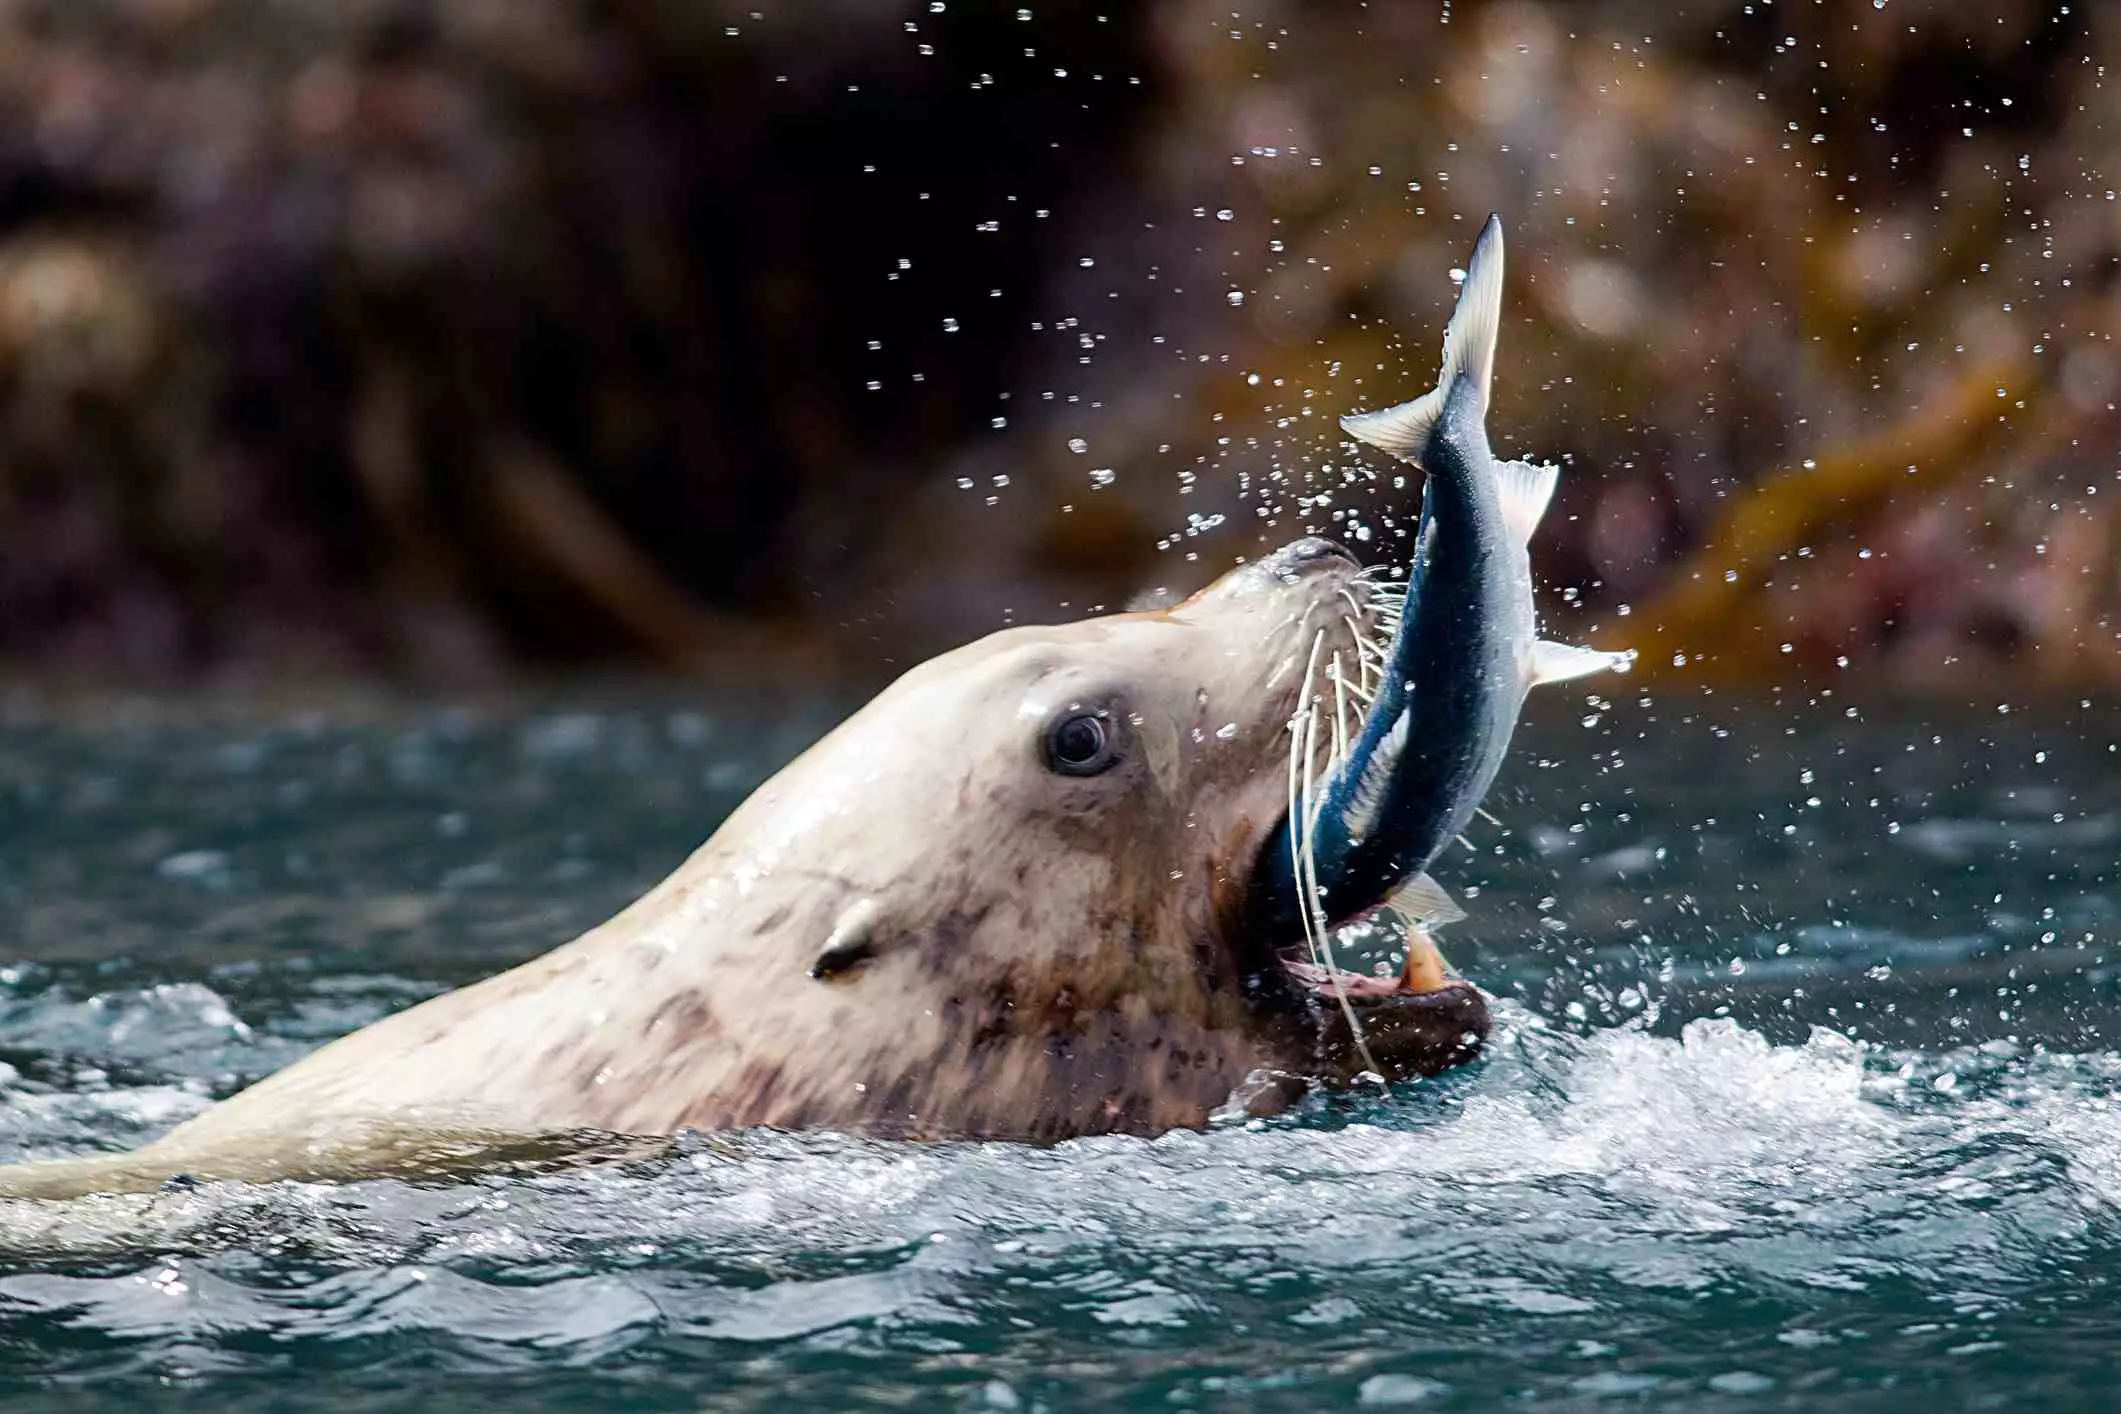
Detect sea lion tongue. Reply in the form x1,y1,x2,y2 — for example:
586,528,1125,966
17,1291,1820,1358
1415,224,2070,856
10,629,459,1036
1279,927,1451,1000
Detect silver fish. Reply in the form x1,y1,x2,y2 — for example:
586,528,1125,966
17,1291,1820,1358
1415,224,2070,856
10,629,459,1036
1253,214,1632,941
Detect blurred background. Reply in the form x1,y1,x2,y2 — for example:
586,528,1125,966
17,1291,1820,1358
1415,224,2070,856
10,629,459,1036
0,0,2111,695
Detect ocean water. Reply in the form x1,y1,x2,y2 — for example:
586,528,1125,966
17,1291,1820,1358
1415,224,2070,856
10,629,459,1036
0,685,2117,1411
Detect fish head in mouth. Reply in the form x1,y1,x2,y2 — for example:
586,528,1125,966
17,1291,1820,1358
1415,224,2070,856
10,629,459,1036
694,534,1487,1137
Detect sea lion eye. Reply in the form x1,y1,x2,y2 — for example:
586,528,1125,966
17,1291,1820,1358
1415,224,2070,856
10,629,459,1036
1044,711,1118,776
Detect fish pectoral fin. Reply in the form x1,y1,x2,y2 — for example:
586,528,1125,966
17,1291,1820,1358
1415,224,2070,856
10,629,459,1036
1385,870,1468,928
1529,639,1637,686
1496,458,1560,545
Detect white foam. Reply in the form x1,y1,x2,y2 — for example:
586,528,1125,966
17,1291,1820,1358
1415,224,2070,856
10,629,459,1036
3,1011,2118,1348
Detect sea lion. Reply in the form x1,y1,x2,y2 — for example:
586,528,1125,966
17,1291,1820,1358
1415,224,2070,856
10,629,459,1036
0,536,1486,1198
4,215,1631,1199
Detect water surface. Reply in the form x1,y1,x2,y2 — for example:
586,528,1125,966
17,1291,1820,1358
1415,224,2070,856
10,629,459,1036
1,685,2117,1411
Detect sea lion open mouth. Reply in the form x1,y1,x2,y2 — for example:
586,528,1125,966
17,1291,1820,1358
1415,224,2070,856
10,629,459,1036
1242,882,1493,1090
1281,953,1492,1085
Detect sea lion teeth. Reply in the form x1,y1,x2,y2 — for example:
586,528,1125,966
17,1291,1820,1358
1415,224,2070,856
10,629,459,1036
1399,926,1452,995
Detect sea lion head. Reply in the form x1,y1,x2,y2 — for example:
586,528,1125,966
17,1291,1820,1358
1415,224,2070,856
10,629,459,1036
599,536,1486,1140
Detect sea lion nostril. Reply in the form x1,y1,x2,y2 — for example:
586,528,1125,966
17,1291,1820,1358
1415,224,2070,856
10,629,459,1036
1270,536,1359,575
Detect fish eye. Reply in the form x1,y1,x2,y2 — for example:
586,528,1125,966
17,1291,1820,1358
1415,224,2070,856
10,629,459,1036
1044,710,1119,776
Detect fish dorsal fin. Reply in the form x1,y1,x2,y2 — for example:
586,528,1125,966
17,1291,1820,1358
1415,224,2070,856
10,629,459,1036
1495,457,1560,546
1529,640,1636,686
1385,870,1467,928
1339,215,1506,465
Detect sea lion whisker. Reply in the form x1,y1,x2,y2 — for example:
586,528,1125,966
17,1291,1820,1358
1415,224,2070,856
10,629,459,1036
1346,666,1373,725
1285,628,1329,939
1340,614,1380,697
1290,697,1387,1088
1330,659,1375,764
1284,630,1330,959
1283,692,1320,977
1292,699,1323,966
1325,647,1374,707
1330,651,1351,770
1295,625,1328,726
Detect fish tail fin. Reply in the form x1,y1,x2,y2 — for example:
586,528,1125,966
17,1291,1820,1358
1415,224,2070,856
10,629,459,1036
1339,212,1506,466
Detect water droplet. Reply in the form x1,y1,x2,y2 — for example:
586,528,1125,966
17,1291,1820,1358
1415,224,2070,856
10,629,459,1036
1067,437,1088,454
157,850,230,881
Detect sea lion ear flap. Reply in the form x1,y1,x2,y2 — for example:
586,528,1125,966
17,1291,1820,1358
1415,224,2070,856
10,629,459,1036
810,897,884,981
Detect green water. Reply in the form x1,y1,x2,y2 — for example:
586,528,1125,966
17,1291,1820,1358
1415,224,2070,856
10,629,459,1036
1,686,2118,1411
